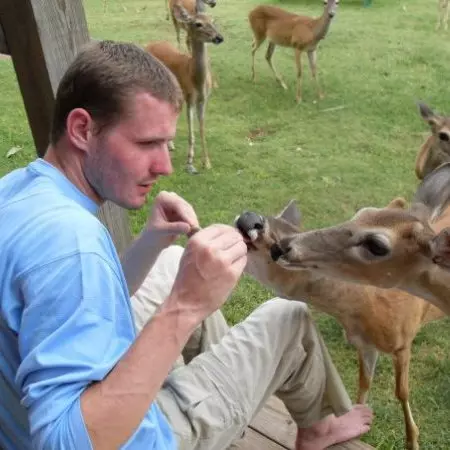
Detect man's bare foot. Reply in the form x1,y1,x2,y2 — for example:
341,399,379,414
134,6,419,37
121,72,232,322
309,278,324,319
295,405,373,450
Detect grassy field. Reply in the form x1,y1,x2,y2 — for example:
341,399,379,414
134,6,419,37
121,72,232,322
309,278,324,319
1,0,450,447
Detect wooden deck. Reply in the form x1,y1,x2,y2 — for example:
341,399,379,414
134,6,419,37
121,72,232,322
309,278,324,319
230,397,374,450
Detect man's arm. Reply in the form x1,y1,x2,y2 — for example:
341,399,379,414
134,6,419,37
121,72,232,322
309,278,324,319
121,191,199,296
82,224,247,449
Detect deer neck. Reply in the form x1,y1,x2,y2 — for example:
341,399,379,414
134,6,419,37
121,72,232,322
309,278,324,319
190,39,208,89
312,10,334,41
246,253,363,321
406,266,450,315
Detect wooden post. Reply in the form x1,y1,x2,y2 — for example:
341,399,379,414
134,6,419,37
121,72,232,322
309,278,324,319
0,0,133,253
0,21,9,55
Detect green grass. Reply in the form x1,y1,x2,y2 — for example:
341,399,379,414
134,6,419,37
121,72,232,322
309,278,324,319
1,0,450,447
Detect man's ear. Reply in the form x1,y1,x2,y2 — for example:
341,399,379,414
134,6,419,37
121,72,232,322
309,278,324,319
66,108,93,153
278,200,301,227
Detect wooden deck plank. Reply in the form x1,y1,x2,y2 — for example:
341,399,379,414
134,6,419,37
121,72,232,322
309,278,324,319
244,396,374,450
229,427,287,450
249,396,296,448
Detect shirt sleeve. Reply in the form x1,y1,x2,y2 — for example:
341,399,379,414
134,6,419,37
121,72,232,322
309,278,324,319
15,252,134,450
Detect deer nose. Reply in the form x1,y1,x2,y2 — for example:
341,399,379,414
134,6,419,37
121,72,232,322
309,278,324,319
213,35,224,44
235,211,264,236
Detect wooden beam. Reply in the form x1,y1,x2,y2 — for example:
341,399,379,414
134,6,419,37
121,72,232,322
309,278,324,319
0,0,133,251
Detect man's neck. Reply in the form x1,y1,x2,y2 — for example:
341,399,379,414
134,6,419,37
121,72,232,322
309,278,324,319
44,142,103,205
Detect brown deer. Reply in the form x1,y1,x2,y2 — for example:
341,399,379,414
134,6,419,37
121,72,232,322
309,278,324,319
261,164,450,315
248,0,339,103
415,102,450,179
436,0,449,31
146,3,223,174
167,0,217,51
236,200,445,450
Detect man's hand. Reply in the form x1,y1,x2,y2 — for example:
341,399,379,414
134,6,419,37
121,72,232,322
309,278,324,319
147,191,200,247
165,224,248,324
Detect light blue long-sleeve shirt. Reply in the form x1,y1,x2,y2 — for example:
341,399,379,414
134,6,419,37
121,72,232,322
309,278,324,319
0,159,176,449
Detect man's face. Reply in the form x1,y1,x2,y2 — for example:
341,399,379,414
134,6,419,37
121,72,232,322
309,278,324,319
85,92,178,209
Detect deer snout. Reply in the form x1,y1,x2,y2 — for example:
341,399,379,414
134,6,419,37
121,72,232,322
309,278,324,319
235,211,265,240
213,34,224,44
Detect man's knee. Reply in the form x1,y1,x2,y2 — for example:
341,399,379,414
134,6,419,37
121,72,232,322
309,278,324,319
258,298,310,325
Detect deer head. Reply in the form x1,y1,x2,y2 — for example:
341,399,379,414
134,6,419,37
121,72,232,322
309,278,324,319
323,0,339,17
172,4,224,44
418,102,450,172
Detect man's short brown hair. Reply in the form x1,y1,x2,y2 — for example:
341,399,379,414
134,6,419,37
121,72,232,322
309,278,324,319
50,40,183,145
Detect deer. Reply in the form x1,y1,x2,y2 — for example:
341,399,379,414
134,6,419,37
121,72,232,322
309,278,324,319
415,102,450,180
248,0,339,103
258,163,450,316
235,200,445,450
166,0,217,51
436,0,449,31
146,2,224,174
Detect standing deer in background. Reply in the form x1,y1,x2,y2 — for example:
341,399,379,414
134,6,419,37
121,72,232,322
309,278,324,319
415,102,450,179
236,200,446,450
146,3,223,173
248,0,339,103
436,0,449,30
167,0,217,51
262,163,450,315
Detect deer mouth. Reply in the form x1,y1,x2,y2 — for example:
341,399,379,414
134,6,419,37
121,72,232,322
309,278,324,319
270,242,322,270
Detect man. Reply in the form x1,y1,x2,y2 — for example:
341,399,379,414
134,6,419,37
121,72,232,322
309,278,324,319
0,40,372,450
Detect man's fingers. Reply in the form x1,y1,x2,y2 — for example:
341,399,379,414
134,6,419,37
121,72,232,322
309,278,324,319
192,224,240,243
158,191,199,228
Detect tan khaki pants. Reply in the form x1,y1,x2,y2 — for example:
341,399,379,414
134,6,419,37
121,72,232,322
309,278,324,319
131,246,352,450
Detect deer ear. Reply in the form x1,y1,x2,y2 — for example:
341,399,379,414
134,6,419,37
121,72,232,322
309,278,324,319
172,4,194,23
418,102,441,129
386,197,407,209
430,228,450,269
278,200,301,227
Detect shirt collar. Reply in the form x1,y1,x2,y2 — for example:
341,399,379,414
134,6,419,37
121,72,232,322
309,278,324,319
28,158,99,215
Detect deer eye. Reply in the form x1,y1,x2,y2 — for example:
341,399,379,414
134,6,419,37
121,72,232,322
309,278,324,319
360,235,390,257
438,131,450,142
195,22,202,27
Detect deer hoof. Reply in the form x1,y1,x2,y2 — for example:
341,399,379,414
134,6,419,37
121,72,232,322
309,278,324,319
203,160,212,170
186,164,199,175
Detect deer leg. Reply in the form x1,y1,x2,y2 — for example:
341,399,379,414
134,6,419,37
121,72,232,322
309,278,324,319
393,348,419,450
165,0,170,20
444,0,450,31
186,101,197,175
307,50,324,100
266,42,287,90
294,48,303,103
196,94,211,170
251,37,265,82
356,346,379,404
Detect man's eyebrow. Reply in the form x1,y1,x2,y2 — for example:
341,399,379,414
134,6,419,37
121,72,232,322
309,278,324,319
135,136,174,144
